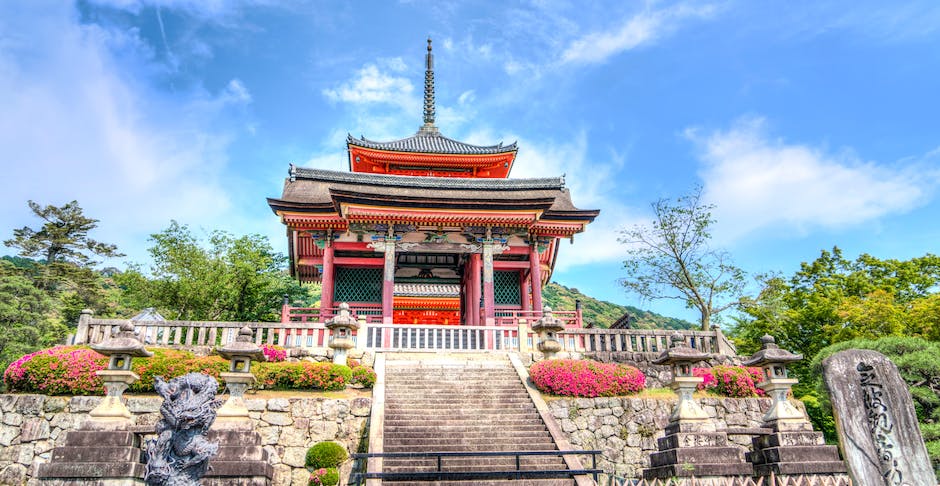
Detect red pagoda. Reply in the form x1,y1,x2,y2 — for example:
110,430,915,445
268,39,599,327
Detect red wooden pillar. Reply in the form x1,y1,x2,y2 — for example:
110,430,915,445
482,242,495,326
520,272,531,312
382,240,395,324
470,253,481,326
529,246,543,315
321,244,335,312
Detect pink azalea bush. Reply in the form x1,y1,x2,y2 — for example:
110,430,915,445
261,344,287,362
529,359,645,397
3,346,107,395
350,365,377,388
693,365,766,398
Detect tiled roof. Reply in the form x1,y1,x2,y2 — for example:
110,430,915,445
347,132,517,155
291,167,563,191
394,283,460,297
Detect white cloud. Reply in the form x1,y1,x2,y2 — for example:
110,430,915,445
560,3,717,65
322,61,416,107
0,3,250,263
690,116,939,241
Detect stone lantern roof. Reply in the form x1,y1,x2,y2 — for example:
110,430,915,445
91,322,153,358
217,326,265,362
742,335,802,367
652,334,707,366
325,303,360,331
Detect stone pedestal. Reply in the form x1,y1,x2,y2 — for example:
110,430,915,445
36,430,146,485
748,424,848,477
644,422,753,480
87,370,138,426
202,429,274,486
215,372,254,421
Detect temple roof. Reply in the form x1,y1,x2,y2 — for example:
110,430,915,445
348,132,517,156
269,167,598,219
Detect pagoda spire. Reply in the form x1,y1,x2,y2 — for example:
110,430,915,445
421,37,438,133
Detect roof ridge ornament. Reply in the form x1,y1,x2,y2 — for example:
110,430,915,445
420,37,438,134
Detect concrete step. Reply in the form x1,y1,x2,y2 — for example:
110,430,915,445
385,427,549,437
384,444,560,453
383,481,575,486
388,439,558,448
383,457,566,468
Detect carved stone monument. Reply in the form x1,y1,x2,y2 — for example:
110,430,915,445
822,349,934,486
145,373,223,486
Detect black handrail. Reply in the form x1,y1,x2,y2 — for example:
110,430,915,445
351,449,601,482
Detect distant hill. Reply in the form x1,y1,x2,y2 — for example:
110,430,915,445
543,282,696,330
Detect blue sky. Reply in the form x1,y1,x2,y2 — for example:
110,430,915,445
2,1,939,323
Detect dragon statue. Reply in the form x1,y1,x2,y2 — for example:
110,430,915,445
145,373,223,486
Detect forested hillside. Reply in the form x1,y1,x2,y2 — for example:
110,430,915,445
543,282,695,330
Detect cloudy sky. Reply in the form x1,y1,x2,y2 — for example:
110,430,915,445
2,1,939,322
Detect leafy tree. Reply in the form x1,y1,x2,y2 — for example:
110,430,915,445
733,248,940,397
619,187,745,330
0,261,68,375
118,222,309,321
3,201,123,320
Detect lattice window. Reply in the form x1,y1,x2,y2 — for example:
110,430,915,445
494,271,521,306
333,267,382,303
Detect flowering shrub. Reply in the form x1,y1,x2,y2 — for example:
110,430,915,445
693,366,766,398
3,346,231,395
253,362,351,391
308,467,339,486
260,344,287,362
529,359,645,397
350,365,376,388
3,347,106,395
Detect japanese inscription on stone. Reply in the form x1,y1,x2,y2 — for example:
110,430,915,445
822,349,933,486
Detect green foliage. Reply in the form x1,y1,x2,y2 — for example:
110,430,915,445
128,349,228,393
117,221,310,321
732,248,940,395
305,441,348,468
4,200,123,267
619,187,745,330
542,282,695,329
0,261,69,376
252,362,351,391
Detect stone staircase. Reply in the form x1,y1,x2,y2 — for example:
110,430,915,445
380,353,576,485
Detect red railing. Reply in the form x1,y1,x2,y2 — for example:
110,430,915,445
282,305,584,328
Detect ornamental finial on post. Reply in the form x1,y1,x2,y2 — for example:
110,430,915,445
421,37,437,132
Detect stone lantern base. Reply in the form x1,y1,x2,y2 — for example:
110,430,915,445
87,369,139,427
215,372,255,425
748,424,847,477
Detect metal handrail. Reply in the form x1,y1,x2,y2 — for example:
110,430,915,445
351,449,601,482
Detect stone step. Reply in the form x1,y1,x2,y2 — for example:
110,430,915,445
385,421,548,437
386,404,537,413
388,438,558,448
384,417,544,427
385,444,559,453
383,457,566,468
383,480,575,486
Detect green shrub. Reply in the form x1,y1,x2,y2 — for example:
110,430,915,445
129,349,227,393
305,441,348,468
308,467,339,486
350,365,376,388
799,392,837,443
252,362,351,391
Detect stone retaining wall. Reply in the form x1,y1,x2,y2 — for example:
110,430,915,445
549,396,774,480
0,394,371,486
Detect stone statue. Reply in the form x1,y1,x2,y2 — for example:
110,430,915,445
144,373,224,486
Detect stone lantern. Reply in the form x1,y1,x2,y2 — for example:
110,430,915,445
652,333,712,430
532,306,565,359
326,302,359,365
216,326,265,422
89,321,153,426
644,333,754,480
743,334,808,430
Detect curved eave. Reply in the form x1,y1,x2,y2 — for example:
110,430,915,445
347,133,518,155
267,197,336,214
541,209,601,223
